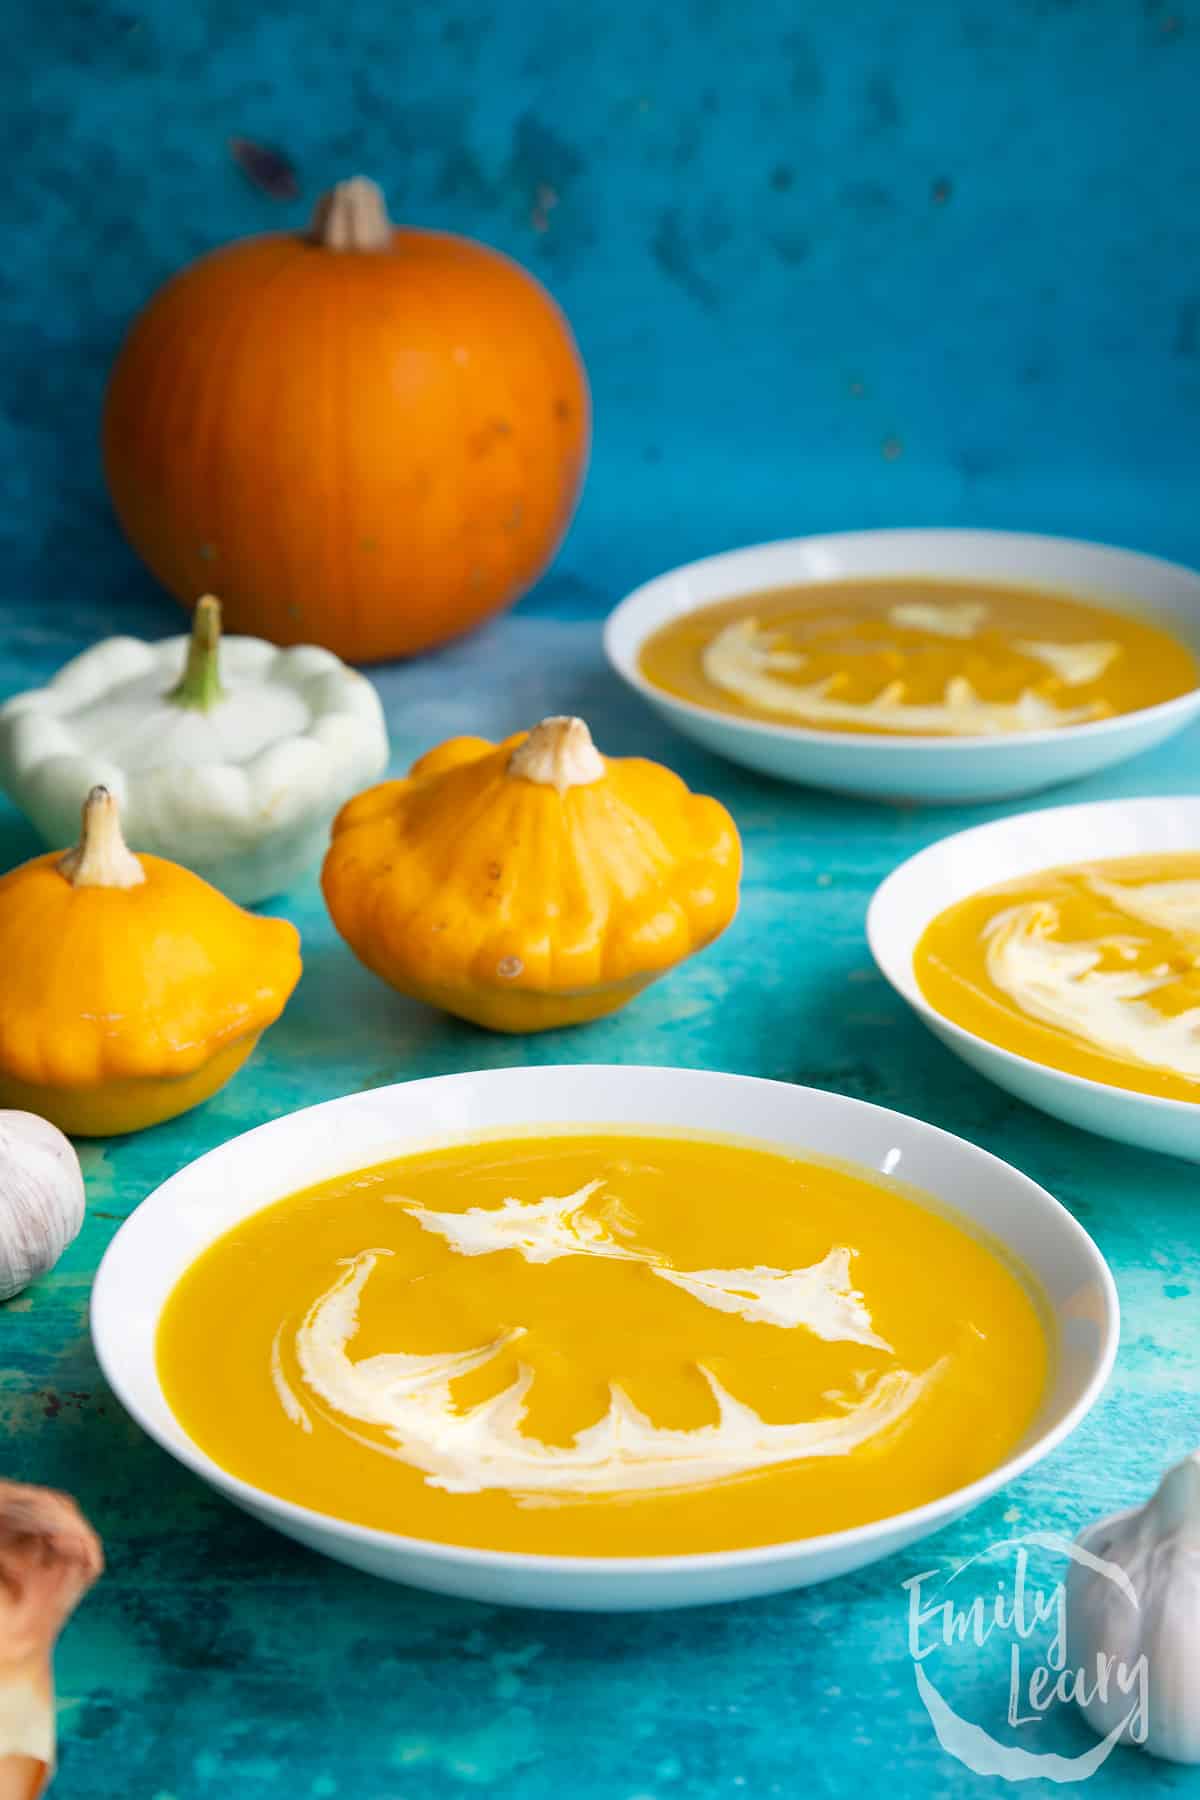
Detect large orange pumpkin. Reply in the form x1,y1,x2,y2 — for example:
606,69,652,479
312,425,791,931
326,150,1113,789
102,177,591,663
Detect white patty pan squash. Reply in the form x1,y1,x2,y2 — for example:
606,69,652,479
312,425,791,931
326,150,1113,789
0,596,389,904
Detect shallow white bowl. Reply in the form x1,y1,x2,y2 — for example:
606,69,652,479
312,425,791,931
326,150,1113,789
91,1066,1116,1611
868,796,1200,1159
604,529,1200,803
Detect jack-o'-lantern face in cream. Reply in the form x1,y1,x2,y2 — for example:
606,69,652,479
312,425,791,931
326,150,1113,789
158,1133,1048,1557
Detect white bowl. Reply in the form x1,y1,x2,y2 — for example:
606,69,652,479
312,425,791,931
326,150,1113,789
868,796,1200,1160
91,1066,1117,1611
604,529,1200,804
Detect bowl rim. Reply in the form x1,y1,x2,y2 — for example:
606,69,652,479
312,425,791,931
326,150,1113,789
90,1064,1120,1578
866,793,1200,1120
603,526,1200,756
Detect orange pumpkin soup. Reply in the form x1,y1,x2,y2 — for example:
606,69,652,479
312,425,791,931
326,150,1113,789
639,578,1195,736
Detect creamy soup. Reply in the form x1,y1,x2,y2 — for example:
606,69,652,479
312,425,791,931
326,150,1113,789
157,1132,1049,1555
916,853,1200,1102
638,579,1196,736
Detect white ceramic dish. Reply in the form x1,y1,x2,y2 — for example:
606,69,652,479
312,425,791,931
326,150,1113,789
868,796,1200,1160
604,529,1200,803
91,1066,1116,1611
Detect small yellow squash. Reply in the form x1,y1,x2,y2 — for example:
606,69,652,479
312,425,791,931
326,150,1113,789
0,787,301,1135
322,715,741,1032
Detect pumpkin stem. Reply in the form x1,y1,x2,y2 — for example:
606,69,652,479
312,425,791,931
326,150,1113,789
58,787,146,890
309,176,393,252
507,717,606,794
169,595,226,711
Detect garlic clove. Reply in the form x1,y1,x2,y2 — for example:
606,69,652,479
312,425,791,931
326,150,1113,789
0,1113,85,1303
1067,1451,1200,1763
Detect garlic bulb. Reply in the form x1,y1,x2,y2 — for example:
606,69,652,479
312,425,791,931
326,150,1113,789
0,1112,85,1302
1067,1452,1200,1762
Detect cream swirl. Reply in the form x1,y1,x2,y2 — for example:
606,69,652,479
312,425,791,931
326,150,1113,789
984,877,1200,1076
400,1180,890,1346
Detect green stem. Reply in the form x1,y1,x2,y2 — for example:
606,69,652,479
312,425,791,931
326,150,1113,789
170,595,226,710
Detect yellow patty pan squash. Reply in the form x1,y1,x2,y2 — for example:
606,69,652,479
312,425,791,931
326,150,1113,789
0,786,301,1135
322,715,741,1032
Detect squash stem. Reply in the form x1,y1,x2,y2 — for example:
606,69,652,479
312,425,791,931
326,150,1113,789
508,717,606,793
58,786,145,890
309,177,393,251
170,595,226,711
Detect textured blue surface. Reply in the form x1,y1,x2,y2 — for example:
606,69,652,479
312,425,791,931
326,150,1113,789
7,622,1200,1797
4,0,1200,635
3,0,1200,1794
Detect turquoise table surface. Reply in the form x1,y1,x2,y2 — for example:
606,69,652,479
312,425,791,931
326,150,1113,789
3,601,1199,1798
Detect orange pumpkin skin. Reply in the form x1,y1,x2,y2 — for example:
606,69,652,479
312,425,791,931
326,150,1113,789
102,224,590,663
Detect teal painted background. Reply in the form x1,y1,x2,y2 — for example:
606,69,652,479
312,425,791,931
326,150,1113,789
3,0,1200,1794
5,0,1200,640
